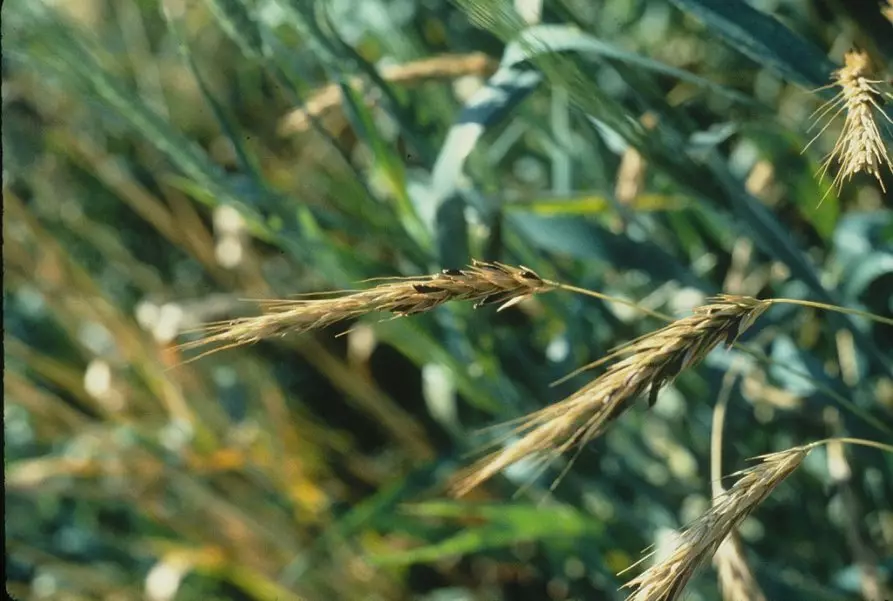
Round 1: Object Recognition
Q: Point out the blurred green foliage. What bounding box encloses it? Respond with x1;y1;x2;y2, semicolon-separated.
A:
3;0;892;600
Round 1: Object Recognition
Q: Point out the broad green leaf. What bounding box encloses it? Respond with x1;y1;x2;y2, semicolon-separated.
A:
769;335;823;396
372;502;603;566
430;66;542;205
11;10;263;223
431;20;758;209
509;213;704;289
842;253;893;300
164;9;267;192
280;463;442;586
375;318;503;414
832;211;893;282
451;1;839;307
316;3;438;168
503;24;758;106
668;0;835;90
203;0;266;59
337;81;432;251
505;193;690;215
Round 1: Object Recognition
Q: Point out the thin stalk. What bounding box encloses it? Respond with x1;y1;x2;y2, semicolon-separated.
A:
553;282;673;321
803;437;893;455
766;298;893;326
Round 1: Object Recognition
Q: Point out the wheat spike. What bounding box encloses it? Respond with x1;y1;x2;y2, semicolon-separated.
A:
884;0;893;24
807;49;893;197
450;295;770;496
623;446;808;601
177;261;552;359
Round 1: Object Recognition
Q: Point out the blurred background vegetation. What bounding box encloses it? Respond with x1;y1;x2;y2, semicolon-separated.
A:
3;0;892;600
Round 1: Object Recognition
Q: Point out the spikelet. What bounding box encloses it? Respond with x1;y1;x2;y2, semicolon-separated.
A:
623;446;808;601
178;261;552;359
450;295;770;496
807;49;893;198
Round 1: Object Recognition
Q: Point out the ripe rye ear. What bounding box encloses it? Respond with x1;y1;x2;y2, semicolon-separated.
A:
176;261;553;363
622;447;808;601
449;296;770;497
805;49;893;201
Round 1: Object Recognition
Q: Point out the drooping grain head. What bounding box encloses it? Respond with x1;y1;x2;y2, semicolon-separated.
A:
177;260;553;360
623;447;807;601
811;49;893;197
450;295;770;496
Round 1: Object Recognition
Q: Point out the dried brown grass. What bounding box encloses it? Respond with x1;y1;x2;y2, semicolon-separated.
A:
450;295;770;496
623;446;809;601
806;49;893;197
615;112;659;206
278;53;497;136
178;261;553;360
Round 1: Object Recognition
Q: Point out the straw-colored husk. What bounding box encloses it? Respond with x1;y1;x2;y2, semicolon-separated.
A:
278;53;497;136
178;261;552;358
623;446;808;601
808;49;893;196
450;295;770;496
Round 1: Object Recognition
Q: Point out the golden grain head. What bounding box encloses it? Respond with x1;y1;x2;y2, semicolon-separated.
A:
623;447;808;601
809;49;893;197
177;260;553;360
450;295;770;497
885;0;893;24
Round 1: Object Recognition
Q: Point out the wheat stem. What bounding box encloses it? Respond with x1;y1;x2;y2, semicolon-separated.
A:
802;437;893;454
554;283;672;320
765;298;893;326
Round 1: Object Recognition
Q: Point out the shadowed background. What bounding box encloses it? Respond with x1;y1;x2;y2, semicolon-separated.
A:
3;0;893;600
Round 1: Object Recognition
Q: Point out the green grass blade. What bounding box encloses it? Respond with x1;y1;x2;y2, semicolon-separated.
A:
668;0;836;90
164;10;267;193
372;502;604;566
202;0;266;59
